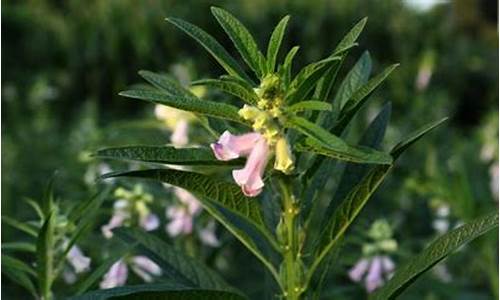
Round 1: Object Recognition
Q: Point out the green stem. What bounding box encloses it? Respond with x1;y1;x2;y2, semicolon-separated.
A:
278;179;304;300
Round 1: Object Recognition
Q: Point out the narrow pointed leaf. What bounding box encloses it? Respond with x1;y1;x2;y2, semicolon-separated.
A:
287;101;332;113
2;216;38;237
286;57;341;104
138;71;194;97
333;64;399;134
2;255;37;277
2;242;36;253
211;7;266;77
281;46;300;86
287;116;392;165
166;17;251;82
114;228;238;292
70;283;246;300
119;90;244;123
333;51;372;111
2;266;37;297
372;213;498;300
191;78;258;105
307;118;447;280
266;15;290;73
391;117;449;158
305;103;392;248
334;17;367;53
96;146;243;166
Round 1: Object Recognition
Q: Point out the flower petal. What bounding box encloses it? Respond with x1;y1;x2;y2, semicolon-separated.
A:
232;137;269;197
100;260;128;289
211;131;261;161
348;258;370;282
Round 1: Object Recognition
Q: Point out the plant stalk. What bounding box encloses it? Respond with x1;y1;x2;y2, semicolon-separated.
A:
278;179;304;300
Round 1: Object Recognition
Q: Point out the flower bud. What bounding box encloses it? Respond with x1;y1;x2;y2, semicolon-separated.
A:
274;137;295;174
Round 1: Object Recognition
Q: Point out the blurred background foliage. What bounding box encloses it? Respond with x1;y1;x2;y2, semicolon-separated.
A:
2;0;498;299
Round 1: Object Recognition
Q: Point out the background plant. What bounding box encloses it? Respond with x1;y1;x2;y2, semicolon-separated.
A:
2;1;498;299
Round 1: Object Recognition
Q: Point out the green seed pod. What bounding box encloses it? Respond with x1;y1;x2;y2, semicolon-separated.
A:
276;217;288;246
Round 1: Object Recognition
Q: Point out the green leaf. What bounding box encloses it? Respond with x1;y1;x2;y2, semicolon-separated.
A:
333;51;372;111
74;248;131;295
287;101;332;113
305;103;392;251
266;15;290;73
287;116;392;165
321;103;392;219
61;192;108;273
286;57;341;104
119;90;244;124
103;169;264;227
70;283;246;300
24;198;45;221
95;145;243;166
2;255;37;277
114;228;238;292
211;7;266;78
306;118;447;284
2;242;36;253
2;265;37;297
332;63;399;134
191;78;258;105
334;17;367;54
101;169;280;284
138;70;194;97
372;213;498;300
36;213;54;298
281;46;300;86
312;18;367;105
2;216;38;237
390;117;449;158
165;17;251;82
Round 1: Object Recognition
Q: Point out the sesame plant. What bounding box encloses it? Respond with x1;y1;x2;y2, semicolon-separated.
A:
77;7;497;300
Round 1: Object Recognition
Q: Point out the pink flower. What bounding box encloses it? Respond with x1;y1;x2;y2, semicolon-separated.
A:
198;221;220;247
66;245;91;274
171;119;189;146
166;188;202;237
140;213;160;231
101;213;127;239
232;137;270;197
100;260;128;289
129;256;162;283
100;256;162;289
210;131;261;161
348;258;370;282
348;255;395;293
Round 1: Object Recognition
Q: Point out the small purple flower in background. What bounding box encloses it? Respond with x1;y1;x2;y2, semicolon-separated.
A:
100;260;128;289
165;187;221;247
349;255;395;292
348;219;397;293
101;186;159;238
67;245;91;273
154;105;195;147
414;50;435;92
198;220;221;247
431;203;450;234
100;256;161;289
63;243;91;284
